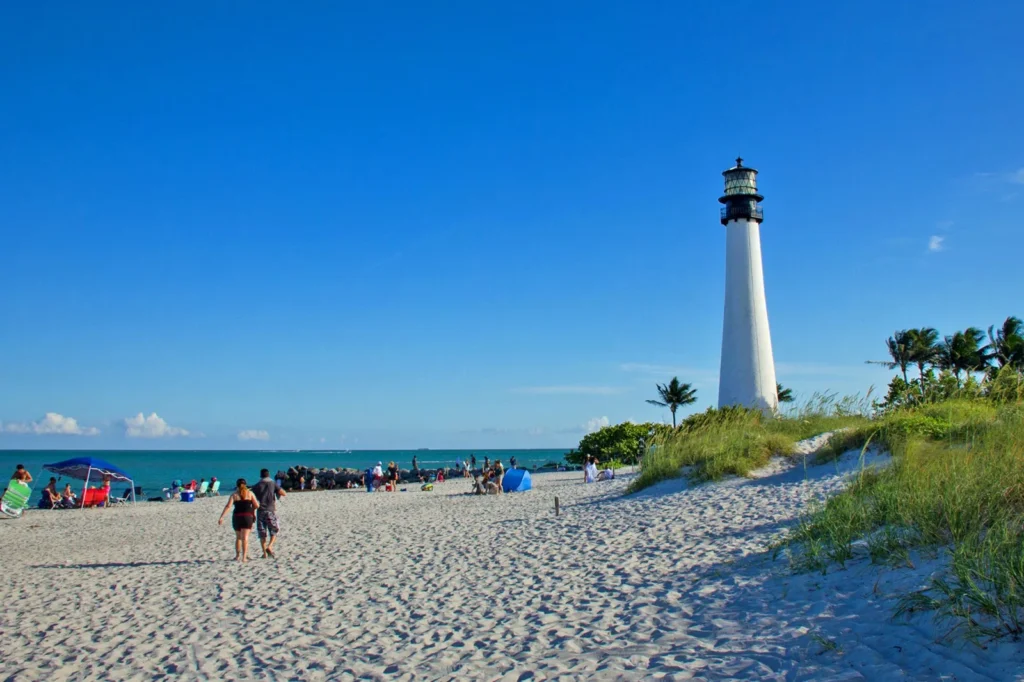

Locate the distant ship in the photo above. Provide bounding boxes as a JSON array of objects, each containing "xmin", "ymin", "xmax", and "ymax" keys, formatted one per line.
[{"xmin": 416, "ymin": 448, "xmax": 430, "ymax": 451}]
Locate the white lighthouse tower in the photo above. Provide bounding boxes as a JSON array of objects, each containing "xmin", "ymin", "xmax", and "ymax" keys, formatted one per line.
[{"xmin": 717, "ymin": 158, "xmax": 778, "ymax": 413}]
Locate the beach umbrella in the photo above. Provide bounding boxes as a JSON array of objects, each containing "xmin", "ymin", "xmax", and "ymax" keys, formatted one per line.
[{"xmin": 43, "ymin": 456, "xmax": 136, "ymax": 507}]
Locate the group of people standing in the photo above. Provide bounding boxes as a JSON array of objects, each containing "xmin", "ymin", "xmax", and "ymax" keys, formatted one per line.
[{"xmin": 218, "ymin": 469, "xmax": 286, "ymax": 562}]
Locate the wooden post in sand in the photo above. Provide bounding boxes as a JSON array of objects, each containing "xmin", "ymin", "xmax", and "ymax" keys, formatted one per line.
[{"xmin": 555, "ymin": 496, "xmax": 559, "ymax": 516}]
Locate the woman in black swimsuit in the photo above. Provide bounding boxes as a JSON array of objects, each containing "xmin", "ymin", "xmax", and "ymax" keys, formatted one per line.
[{"xmin": 218, "ymin": 478, "xmax": 260, "ymax": 562}]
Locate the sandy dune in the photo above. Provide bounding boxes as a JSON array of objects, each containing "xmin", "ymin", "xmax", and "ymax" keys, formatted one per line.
[{"xmin": 2, "ymin": 448, "xmax": 1021, "ymax": 681}]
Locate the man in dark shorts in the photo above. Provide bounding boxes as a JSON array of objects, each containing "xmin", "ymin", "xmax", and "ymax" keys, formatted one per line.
[{"xmin": 252, "ymin": 469, "xmax": 286, "ymax": 559}]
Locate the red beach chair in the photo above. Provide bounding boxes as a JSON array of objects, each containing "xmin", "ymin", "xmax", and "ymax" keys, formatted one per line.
[{"xmin": 81, "ymin": 487, "xmax": 109, "ymax": 508}]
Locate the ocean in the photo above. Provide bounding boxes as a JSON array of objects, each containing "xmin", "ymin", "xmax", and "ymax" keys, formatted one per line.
[{"xmin": 0, "ymin": 448, "xmax": 570, "ymax": 504}]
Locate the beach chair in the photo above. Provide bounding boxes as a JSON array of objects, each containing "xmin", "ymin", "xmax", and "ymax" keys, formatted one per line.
[
  {"xmin": 0, "ymin": 480, "xmax": 32, "ymax": 518},
  {"xmin": 197, "ymin": 481, "xmax": 209, "ymax": 496},
  {"xmin": 81, "ymin": 487, "xmax": 109, "ymax": 508},
  {"xmin": 39, "ymin": 489, "xmax": 62, "ymax": 510},
  {"xmin": 109, "ymin": 487, "xmax": 141, "ymax": 507},
  {"xmin": 207, "ymin": 480, "xmax": 221, "ymax": 496}
]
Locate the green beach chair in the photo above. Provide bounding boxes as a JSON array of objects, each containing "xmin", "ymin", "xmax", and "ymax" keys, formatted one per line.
[
  {"xmin": 0, "ymin": 479, "xmax": 32, "ymax": 519},
  {"xmin": 207, "ymin": 480, "xmax": 221, "ymax": 496},
  {"xmin": 197, "ymin": 481, "xmax": 209, "ymax": 496}
]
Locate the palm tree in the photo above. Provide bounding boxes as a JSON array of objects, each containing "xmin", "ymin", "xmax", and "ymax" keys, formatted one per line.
[
  {"xmin": 646, "ymin": 378, "xmax": 697, "ymax": 428},
  {"xmin": 907, "ymin": 327, "xmax": 940, "ymax": 380},
  {"xmin": 776, "ymin": 383, "xmax": 794, "ymax": 403},
  {"xmin": 987, "ymin": 316, "xmax": 1024, "ymax": 370},
  {"xmin": 936, "ymin": 328, "xmax": 989, "ymax": 383},
  {"xmin": 865, "ymin": 330, "xmax": 914, "ymax": 383}
]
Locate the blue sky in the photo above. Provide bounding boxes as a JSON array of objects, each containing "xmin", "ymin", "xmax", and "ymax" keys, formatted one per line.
[{"xmin": 2, "ymin": 1, "xmax": 1022, "ymax": 450}]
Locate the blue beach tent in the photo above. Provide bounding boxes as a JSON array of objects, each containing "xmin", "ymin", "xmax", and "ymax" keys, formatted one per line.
[
  {"xmin": 502, "ymin": 469, "xmax": 532, "ymax": 493},
  {"xmin": 43, "ymin": 456, "xmax": 137, "ymax": 507}
]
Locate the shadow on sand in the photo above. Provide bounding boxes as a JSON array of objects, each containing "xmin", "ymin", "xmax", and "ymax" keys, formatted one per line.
[{"xmin": 33, "ymin": 559, "xmax": 216, "ymax": 570}]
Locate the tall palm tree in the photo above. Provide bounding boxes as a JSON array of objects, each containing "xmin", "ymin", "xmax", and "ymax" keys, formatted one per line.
[
  {"xmin": 936, "ymin": 328, "xmax": 989, "ymax": 383},
  {"xmin": 646, "ymin": 377, "xmax": 697, "ymax": 428},
  {"xmin": 907, "ymin": 327, "xmax": 940, "ymax": 380},
  {"xmin": 987, "ymin": 316, "xmax": 1024, "ymax": 370},
  {"xmin": 776, "ymin": 383, "xmax": 794, "ymax": 403},
  {"xmin": 866, "ymin": 330, "xmax": 914, "ymax": 383}
]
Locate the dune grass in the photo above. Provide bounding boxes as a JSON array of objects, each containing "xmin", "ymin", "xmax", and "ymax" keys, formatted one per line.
[
  {"xmin": 627, "ymin": 392, "xmax": 873, "ymax": 492},
  {"xmin": 783, "ymin": 399, "xmax": 1024, "ymax": 641}
]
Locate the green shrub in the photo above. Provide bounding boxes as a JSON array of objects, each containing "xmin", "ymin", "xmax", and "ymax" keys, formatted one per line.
[{"xmin": 566, "ymin": 422, "xmax": 667, "ymax": 466}]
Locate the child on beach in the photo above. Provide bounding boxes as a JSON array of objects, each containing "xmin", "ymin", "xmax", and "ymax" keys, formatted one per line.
[{"xmin": 62, "ymin": 484, "xmax": 77, "ymax": 508}]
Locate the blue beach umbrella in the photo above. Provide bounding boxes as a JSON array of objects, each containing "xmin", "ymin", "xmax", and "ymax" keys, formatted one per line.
[{"xmin": 43, "ymin": 456, "xmax": 136, "ymax": 506}]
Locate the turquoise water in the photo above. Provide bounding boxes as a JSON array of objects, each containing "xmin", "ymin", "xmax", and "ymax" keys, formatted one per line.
[{"xmin": 0, "ymin": 449, "xmax": 569, "ymax": 503}]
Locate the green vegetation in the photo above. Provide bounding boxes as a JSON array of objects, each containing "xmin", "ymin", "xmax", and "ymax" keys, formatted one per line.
[
  {"xmin": 784, "ymin": 400, "xmax": 1024, "ymax": 640},
  {"xmin": 627, "ymin": 393, "xmax": 873, "ymax": 491},
  {"xmin": 565, "ymin": 421, "xmax": 667, "ymax": 467},
  {"xmin": 781, "ymin": 315, "xmax": 1024, "ymax": 641},
  {"xmin": 777, "ymin": 383, "xmax": 794, "ymax": 403},
  {"xmin": 605, "ymin": 315, "xmax": 1024, "ymax": 640},
  {"xmin": 645, "ymin": 377, "xmax": 697, "ymax": 428}
]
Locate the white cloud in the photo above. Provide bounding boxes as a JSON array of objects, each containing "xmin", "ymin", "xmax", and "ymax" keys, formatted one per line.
[
  {"xmin": 928, "ymin": 235, "xmax": 945, "ymax": 252},
  {"xmin": 585, "ymin": 416, "xmax": 610, "ymax": 433},
  {"xmin": 1, "ymin": 412, "xmax": 99, "ymax": 436},
  {"xmin": 123, "ymin": 412, "xmax": 190, "ymax": 438},
  {"xmin": 238, "ymin": 429, "xmax": 270, "ymax": 442},
  {"xmin": 511, "ymin": 386, "xmax": 624, "ymax": 395},
  {"xmin": 319, "ymin": 437, "xmax": 326, "ymax": 444}
]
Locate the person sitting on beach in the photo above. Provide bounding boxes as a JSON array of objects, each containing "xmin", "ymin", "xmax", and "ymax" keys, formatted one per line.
[
  {"xmin": 61, "ymin": 483, "xmax": 77, "ymax": 508},
  {"xmin": 310, "ymin": 476, "xmax": 318, "ymax": 491},
  {"xmin": 470, "ymin": 474, "xmax": 486, "ymax": 495},
  {"xmin": 41, "ymin": 477, "xmax": 61, "ymax": 508},
  {"xmin": 484, "ymin": 472, "xmax": 500, "ymax": 495},
  {"xmin": 12, "ymin": 464, "xmax": 33, "ymax": 484},
  {"xmin": 435, "ymin": 468, "xmax": 445, "ymax": 483},
  {"xmin": 492, "ymin": 460, "xmax": 505, "ymax": 494},
  {"xmin": 165, "ymin": 480, "xmax": 182, "ymax": 500},
  {"xmin": 597, "ymin": 466, "xmax": 615, "ymax": 481}
]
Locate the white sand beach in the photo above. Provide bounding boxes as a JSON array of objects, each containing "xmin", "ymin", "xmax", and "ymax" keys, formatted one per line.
[{"xmin": 2, "ymin": 446, "xmax": 1022, "ymax": 681}]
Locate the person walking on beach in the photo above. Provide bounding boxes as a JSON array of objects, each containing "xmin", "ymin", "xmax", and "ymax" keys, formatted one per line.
[
  {"xmin": 483, "ymin": 456, "xmax": 490, "ymax": 472},
  {"xmin": 218, "ymin": 479, "xmax": 259, "ymax": 562},
  {"xmin": 412, "ymin": 455, "xmax": 418, "ymax": 472},
  {"xmin": 471, "ymin": 454, "xmax": 476, "ymax": 471},
  {"xmin": 252, "ymin": 469, "xmax": 286, "ymax": 559},
  {"xmin": 509, "ymin": 456, "xmax": 517, "ymax": 470}
]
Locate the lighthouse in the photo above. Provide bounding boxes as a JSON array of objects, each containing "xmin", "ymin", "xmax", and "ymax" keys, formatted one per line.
[{"xmin": 717, "ymin": 158, "xmax": 778, "ymax": 413}]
